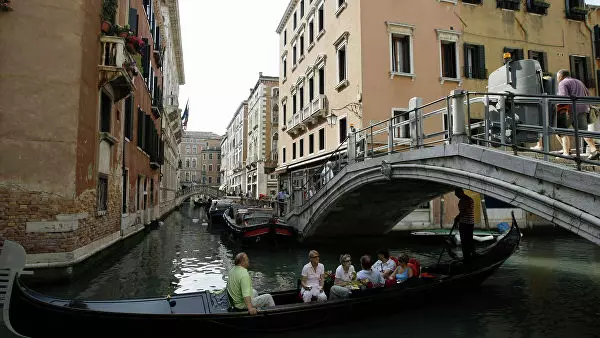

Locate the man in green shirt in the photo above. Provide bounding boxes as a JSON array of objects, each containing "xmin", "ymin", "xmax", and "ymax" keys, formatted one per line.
[{"xmin": 226, "ymin": 252, "xmax": 275, "ymax": 315}]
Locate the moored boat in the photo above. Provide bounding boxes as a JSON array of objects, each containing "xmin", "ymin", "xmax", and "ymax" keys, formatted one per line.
[
  {"xmin": 1, "ymin": 215, "xmax": 521, "ymax": 337},
  {"xmin": 223, "ymin": 205, "xmax": 295, "ymax": 244}
]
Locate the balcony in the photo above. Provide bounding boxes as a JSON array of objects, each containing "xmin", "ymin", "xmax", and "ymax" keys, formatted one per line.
[
  {"xmin": 152, "ymin": 87, "xmax": 163, "ymax": 118},
  {"xmin": 303, "ymin": 94, "xmax": 328, "ymax": 125},
  {"xmin": 98, "ymin": 36, "xmax": 136, "ymax": 102},
  {"xmin": 286, "ymin": 112, "xmax": 306, "ymax": 136}
]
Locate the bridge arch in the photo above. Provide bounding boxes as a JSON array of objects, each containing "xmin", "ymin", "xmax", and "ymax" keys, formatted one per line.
[{"xmin": 288, "ymin": 144, "xmax": 600, "ymax": 245}]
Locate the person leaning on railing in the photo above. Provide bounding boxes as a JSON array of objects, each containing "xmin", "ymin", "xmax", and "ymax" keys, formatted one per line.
[{"xmin": 555, "ymin": 69, "xmax": 599, "ymax": 160}]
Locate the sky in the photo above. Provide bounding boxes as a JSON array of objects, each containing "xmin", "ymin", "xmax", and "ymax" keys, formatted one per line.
[
  {"xmin": 177, "ymin": 0, "xmax": 288, "ymax": 136},
  {"xmin": 177, "ymin": 0, "xmax": 600, "ymax": 135}
]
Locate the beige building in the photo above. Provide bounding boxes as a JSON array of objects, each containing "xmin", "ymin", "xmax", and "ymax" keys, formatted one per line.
[
  {"xmin": 179, "ymin": 131, "xmax": 222, "ymax": 188},
  {"xmin": 246, "ymin": 74, "xmax": 280, "ymax": 198},
  {"xmin": 275, "ymin": 0, "xmax": 597, "ymax": 228},
  {"xmin": 222, "ymin": 102, "xmax": 248, "ymax": 195}
]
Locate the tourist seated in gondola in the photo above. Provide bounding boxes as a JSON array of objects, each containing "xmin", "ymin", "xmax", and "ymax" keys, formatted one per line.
[
  {"xmin": 227, "ymin": 252, "xmax": 275, "ymax": 315},
  {"xmin": 329, "ymin": 254, "xmax": 357, "ymax": 300},
  {"xmin": 356, "ymin": 254, "xmax": 385, "ymax": 288},
  {"xmin": 372, "ymin": 248, "xmax": 396, "ymax": 279},
  {"xmin": 300, "ymin": 250, "xmax": 328, "ymax": 303},
  {"xmin": 388, "ymin": 253, "xmax": 413, "ymax": 284}
]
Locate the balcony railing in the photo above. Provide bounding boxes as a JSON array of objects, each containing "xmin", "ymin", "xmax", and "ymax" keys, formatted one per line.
[
  {"xmin": 285, "ymin": 95, "xmax": 328, "ymax": 136},
  {"xmin": 99, "ymin": 36, "xmax": 136, "ymax": 101}
]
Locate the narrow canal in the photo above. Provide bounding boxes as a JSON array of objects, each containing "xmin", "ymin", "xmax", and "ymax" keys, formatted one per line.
[{"xmin": 34, "ymin": 203, "xmax": 600, "ymax": 337}]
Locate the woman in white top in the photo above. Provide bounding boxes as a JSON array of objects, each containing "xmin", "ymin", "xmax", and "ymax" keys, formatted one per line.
[{"xmin": 329, "ymin": 254, "xmax": 356, "ymax": 300}]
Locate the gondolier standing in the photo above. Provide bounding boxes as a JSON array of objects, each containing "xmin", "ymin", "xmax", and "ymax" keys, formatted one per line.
[{"xmin": 454, "ymin": 188, "xmax": 475, "ymax": 263}]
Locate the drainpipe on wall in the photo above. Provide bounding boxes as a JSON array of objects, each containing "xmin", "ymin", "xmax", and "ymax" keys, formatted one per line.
[{"xmin": 585, "ymin": 11, "xmax": 599, "ymax": 95}]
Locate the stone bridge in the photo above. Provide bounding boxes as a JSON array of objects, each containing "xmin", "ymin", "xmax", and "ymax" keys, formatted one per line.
[
  {"xmin": 285, "ymin": 91, "xmax": 600, "ymax": 245},
  {"xmin": 159, "ymin": 185, "xmax": 224, "ymax": 217}
]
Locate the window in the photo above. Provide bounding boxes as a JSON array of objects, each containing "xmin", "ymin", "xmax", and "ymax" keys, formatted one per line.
[
  {"xmin": 218, "ymin": 154, "xmax": 221, "ymax": 159},
  {"xmin": 203, "ymin": 177, "xmax": 207, "ymax": 184},
  {"xmin": 318, "ymin": 2, "xmax": 324, "ymax": 33},
  {"xmin": 217, "ymin": 177, "xmax": 221, "ymax": 184},
  {"xmin": 203, "ymin": 164, "xmax": 206, "ymax": 171},
  {"xmin": 566, "ymin": 0, "xmax": 587, "ymax": 21},
  {"xmin": 192, "ymin": 146, "xmax": 197, "ymax": 154},
  {"xmin": 284, "ymin": 29, "xmax": 287, "ymax": 45},
  {"xmin": 283, "ymin": 102, "xmax": 287, "ymax": 125},
  {"xmin": 391, "ymin": 34, "xmax": 411, "ymax": 74},
  {"xmin": 464, "ymin": 44, "xmax": 486, "ymax": 79},
  {"xmin": 209, "ymin": 153, "xmax": 213, "ymax": 160},
  {"xmin": 100, "ymin": 92, "xmax": 112, "ymax": 133},
  {"xmin": 283, "ymin": 55, "xmax": 287, "ymax": 78},
  {"xmin": 336, "ymin": 40, "xmax": 348, "ymax": 85},
  {"xmin": 309, "ymin": 77, "xmax": 315, "ymax": 102},
  {"xmin": 503, "ymin": 47, "xmax": 524, "ymax": 61},
  {"xmin": 336, "ymin": 0, "xmax": 346, "ymax": 16},
  {"xmin": 192, "ymin": 172, "xmax": 196, "ymax": 182},
  {"xmin": 209, "ymin": 164, "xmax": 213, "ymax": 172},
  {"xmin": 392, "ymin": 109, "xmax": 410, "ymax": 139},
  {"xmin": 283, "ymin": 147, "xmax": 287, "ymax": 163},
  {"xmin": 309, "ymin": 18, "xmax": 314, "ymax": 45},
  {"xmin": 526, "ymin": 0, "xmax": 549, "ymax": 15},
  {"xmin": 192, "ymin": 159, "xmax": 197, "ymax": 168},
  {"xmin": 309, "ymin": 134, "xmax": 315, "ymax": 153},
  {"xmin": 437, "ymin": 29, "xmax": 460, "ymax": 81},
  {"xmin": 293, "ymin": 42, "xmax": 297, "ymax": 65},
  {"xmin": 217, "ymin": 165, "xmax": 221, "ymax": 171},
  {"xmin": 293, "ymin": 93, "xmax": 297, "ymax": 114},
  {"xmin": 570, "ymin": 55, "xmax": 593, "ymax": 88},
  {"xmin": 300, "ymin": 138, "xmax": 304, "ymax": 157},
  {"xmin": 125, "ymin": 96, "xmax": 133, "ymax": 140},
  {"xmin": 185, "ymin": 145, "xmax": 190, "ymax": 154},
  {"xmin": 185, "ymin": 172, "xmax": 190, "ymax": 181},
  {"xmin": 203, "ymin": 154, "xmax": 206, "ymax": 160},
  {"xmin": 528, "ymin": 50, "xmax": 547, "ymax": 73},
  {"xmin": 293, "ymin": 142, "xmax": 297, "ymax": 159},
  {"xmin": 319, "ymin": 66, "xmax": 325, "ymax": 94},
  {"xmin": 300, "ymin": 34, "xmax": 305, "ymax": 57},
  {"xmin": 186, "ymin": 159, "xmax": 190, "ymax": 168},
  {"xmin": 319, "ymin": 128, "xmax": 325, "ymax": 150},
  {"xmin": 339, "ymin": 117, "xmax": 347, "ymax": 143},
  {"xmin": 300, "ymin": 86, "xmax": 304, "ymax": 110},
  {"xmin": 97, "ymin": 175, "xmax": 108, "ymax": 214},
  {"xmin": 462, "ymin": 0, "xmax": 482, "ymax": 3},
  {"xmin": 496, "ymin": 0, "xmax": 520, "ymax": 11},
  {"xmin": 300, "ymin": 0, "xmax": 305, "ymax": 17},
  {"xmin": 293, "ymin": 11, "xmax": 297, "ymax": 30}
]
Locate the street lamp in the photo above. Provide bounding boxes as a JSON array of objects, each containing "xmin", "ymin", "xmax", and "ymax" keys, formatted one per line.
[{"xmin": 327, "ymin": 112, "xmax": 338, "ymax": 127}]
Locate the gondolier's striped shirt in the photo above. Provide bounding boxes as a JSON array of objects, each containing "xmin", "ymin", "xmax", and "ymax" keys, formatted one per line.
[{"xmin": 458, "ymin": 196, "xmax": 475, "ymax": 225}]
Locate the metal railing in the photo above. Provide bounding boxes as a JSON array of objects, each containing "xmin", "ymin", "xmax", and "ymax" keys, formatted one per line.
[{"xmin": 176, "ymin": 185, "xmax": 224, "ymax": 199}]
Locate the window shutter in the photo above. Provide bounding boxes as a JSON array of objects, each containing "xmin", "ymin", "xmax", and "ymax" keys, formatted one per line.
[
  {"xmin": 477, "ymin": 45, "xmax": 486, "ymax": 79},
  {"xmin": 128, "ymin": 8, "xmax": 138, "ymax": 35},
  {"xmin": 137, "ymin": 108, "xmax": 144, "ymax": 148},
  {"xmin": 569, "ymin": 55, "xmax": 576, "ymax": 78},
  {"xmin": 463, "ymin": 43, "xmax": 471, "ymax": 78},
  {"xmin": 585, "ymin": 56, "xmax": 594, "ymax": 88},
  {"xmin": 542, "ymin": 52, "xmax": 548, "ymax": 73},
  {"xmin": 155, "ymin": 26, "xmax": 161, "ymax": 50}
]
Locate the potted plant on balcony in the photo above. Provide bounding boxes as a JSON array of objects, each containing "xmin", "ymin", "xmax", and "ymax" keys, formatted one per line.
[
  {"xmin": 101, "ymin": 0, "xmax": 117, "ymax": 34},
  {"xmin": 1, "ymin": 0, "xmax": 13, "ymax": 12},
  {"xmin": 116, "ymin": 24, "xmax": 132, "ymax": 39},
  {"xmin": 125, "ymin": 35, "xmax": 145, "ymax": 55}
]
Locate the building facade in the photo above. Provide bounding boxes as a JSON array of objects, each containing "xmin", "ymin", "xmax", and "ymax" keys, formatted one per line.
[
  {"xmin": 0, "ymin": 0, "xmax": 183, "ymax": 274},
  {"xmin": 275, "ymin": 0, "xmax": 597, "ymax": 227},
  {"xmin": 158, "ymin": 0, "xmax": 185, "ymax": 215},
  {"xmin": 179, "ymin": 131, "xmax": 222, "ymax": 188},
  {"xmin": 222, "ymin": 102, "xmax": 248, "ymax": 195},
  {"xmin": 246, "ymin": 73, "xmax": 280, "ymax": 198}
]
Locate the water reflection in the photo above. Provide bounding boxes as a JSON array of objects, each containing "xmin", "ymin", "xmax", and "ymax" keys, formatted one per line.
[{"xmin": 34, "ymin": 204, "xmax": 600, "ymax": 337}]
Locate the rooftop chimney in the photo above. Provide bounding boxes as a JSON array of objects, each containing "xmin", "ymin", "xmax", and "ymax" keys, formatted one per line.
[{"xmin": 259, "ymin": 72, "xmax": 263, "ymax": 77}]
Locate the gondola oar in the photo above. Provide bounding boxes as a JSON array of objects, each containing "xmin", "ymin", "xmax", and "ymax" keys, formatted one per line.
[{"xmin": 436, "ymin": 219, "xmax": 458, "ymax": 266}]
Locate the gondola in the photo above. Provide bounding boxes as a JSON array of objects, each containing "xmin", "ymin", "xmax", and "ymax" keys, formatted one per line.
[
  {"xmin": 222, "ymin": 205, "xmax": 296, "ymax": 244},
  {"xmin": 2, "ymin": 214, "xmax": 520, "ymax": 337}
]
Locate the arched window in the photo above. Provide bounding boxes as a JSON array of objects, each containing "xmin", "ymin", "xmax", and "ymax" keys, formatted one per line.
[
  {"xmin": 185, "ymin": 172, "xmax": 190, "ymax": 181},
  {"xmin": 186, "ymin": 159, "xmax": 190, "ymax": 168},
  {"xmin": 192, "ymin": 159, "xmax": 197, "ymax": 168},
  {"xmin": 185, "ymin": 145, "xmax": 190, "ymax": 154}
]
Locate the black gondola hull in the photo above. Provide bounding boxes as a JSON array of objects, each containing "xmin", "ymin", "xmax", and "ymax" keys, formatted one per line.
[{"xmin": 8, "ymin": 221, "xmax": 520, "ymax": 337}]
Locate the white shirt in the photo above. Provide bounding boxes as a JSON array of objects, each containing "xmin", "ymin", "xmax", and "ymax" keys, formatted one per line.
[
  {"xmin": 372, "ymin": 259, "xmax": 396, "ymax": 275},
  {"xmin": 357, "ymin": 269, "xmax": 384, "ymax": 286},
  {"xmin": 301, "ymin": 262, "xmax": 324, "ymax": 288},
  {"xmin": 335, "ymin": 265, "xmax": 356, "ymax": 282}
]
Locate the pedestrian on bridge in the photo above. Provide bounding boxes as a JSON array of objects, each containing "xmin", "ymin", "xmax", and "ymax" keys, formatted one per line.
[{"xmin": 454, "ymin": 188, "xmax": 476, "ymax": 264}]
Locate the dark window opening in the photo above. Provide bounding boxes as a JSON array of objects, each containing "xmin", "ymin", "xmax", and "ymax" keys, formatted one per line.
[
  {"xmin": 319, "ymin": 128, "xmax": 325, "ymax": 150},
  {"xmin": 391, "ymin": 35, "xmax": 411, "ymax": 73},
  {"xmin": 283, "ymin": 148, "xmax": 287, "ymax": 163},
  {"xmin": 463, "ymin": 44, "xmax": 487, "ymax": 79},
  {"xmin": 441, "ymin": 41, "xmax": 457, "ymax": 78},
  {"xmin": 526, "ymin": 0, "xmax": 550, "ymax": 15},
  {"xmin": 570, "ymin": 55, "xmax": 594, "ymax": 88},
  {"xmin": 292, "ymin": 142, "xmax": 297, "ymax": 160},
  {"xmin": 100, "ymin": 92, "xmax": 112, "ymax": 133},
  {"xmin": 338, "ymin": 45, "xmax": 347, "ymax": 82},
  {"xmin": 528, "ymin": 50, "xmax": 548, "ymax": 73},
  {"xmin": 319, "ymin": 67, "xmax": 325, "ymax": 94},
  {"xmin": 339, "ymin": 117, "xmax": 347, "ymax": 143},
  {"xmin": 318, "ymin": 4, "xmax": 324, "ymax": 32},
  {"xmin": 125, "ymin": 96, "xmax": 134, "ymax": 139},
  {"xmin": 393, "ymin": 110, "xmax": 410, "ymax": 139},
  {"xmin": 309, "ymin": 134, "xmax": 315, "ymax": 153},
  {"xmin": 497, "ymin": 0, "xmax": 520, "ymax": 11},
  {"xmin": 309, "ymin": 77, "xmax": 315, "ymax": 102},
  {"xmin": 300, "ymin": 139, "xmax": 304, "ymax": 157}
]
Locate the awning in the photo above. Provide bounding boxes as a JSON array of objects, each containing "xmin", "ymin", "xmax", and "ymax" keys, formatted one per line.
[{"xmin": 286, "ymin": 147, "xmax": 347, "ymax": 171}]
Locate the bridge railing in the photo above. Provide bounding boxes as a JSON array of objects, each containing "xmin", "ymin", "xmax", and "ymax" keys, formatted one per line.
[{"xmin": 176, "ymin": 185, "xmax": 224, "ymax": 199}]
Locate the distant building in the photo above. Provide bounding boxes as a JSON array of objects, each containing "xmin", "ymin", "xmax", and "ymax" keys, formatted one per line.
[
  {"xmin": 179, "ymin": 131, "xmax": 222, "ymax": 188},
  {"xmin": 222, "ymin": 102, "xmax": 248, "ymax": 195}
]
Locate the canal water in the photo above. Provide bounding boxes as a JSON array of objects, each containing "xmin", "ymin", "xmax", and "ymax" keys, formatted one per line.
[{"xmin": 34, "ymin": 203, "xmax": 600, "ymax": 337}]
